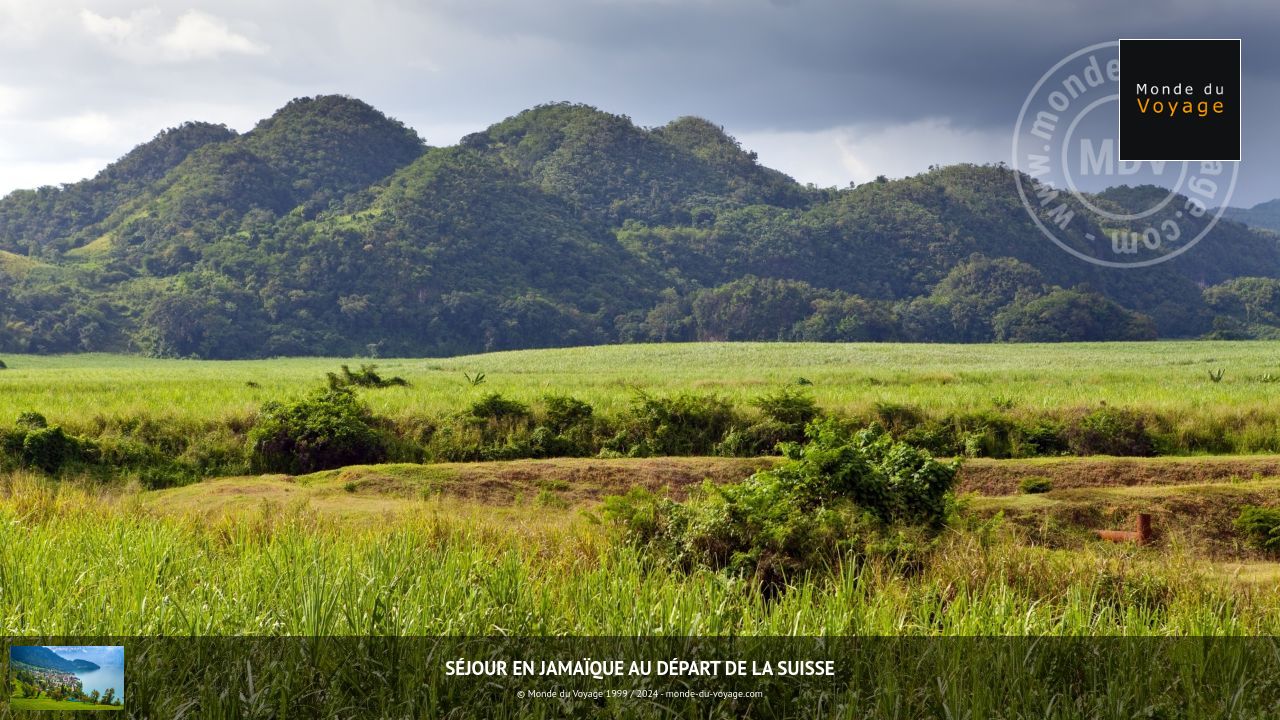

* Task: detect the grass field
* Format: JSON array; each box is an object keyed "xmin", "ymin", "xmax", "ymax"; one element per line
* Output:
[
  {"xmin": 7, "ymin": 696, "xmax": 120, "ymax": 711},
  {"xmin": 3, "ymin": 341, "xmax": 1280, "ymax": 426},
  {"xmin": 1, "ymin": 344, "xmax": 1279, "ymax": 644}
]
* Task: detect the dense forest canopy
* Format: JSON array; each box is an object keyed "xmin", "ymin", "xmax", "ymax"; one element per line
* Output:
[{"xmin": 1, "ymin": 95, "xmax": 1278, "ymax": 357}]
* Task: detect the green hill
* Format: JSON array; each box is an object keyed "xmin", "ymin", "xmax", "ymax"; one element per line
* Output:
[
  {"xmin": 1222, "ymin": 198, "xmax": 1280, "ymax": 234},
  {"xmin": 0, "ymin": 121, "xmax": 236, "ymax": 255},
  {"xmin": 10, "ymin": 646, "xmax": 99, "ymax": 672},
  {"xmin": 2, "ymin": 96, "xmax": 1279, "ymax": 357}
]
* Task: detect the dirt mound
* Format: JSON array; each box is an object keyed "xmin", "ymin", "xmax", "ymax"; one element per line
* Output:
[
  {"xmin": 958, "ymin": 456, "xmax": 1280, "ymax": 495},
  {"xmin": 322, "ymin": 456, "xmax": 780, "ymax": 505}
]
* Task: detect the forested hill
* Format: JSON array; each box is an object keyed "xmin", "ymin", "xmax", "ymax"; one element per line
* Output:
[
  {"xmin": 2, "ymin": 95, "xmax": 1279, "ymax": 358},
  {"xmin": 1223, "ymin": 199, "xmax": 1280, "ymax": 234}
]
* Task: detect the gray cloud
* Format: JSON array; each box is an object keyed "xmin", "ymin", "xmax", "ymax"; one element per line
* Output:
[{"xmin": 0, "ymin": 0, "xmax": 1275, "ymax": 204}]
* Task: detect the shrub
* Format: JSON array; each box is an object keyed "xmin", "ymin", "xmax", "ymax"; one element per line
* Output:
[
  {"xmin": 1064, "ymin": 406, "xmax": 1155, "ymax": 456},
  {"xmin": 1017, "ymin": 418, "xmax": 1068, "ymax": 456},
  {"xmin": 522, "ymin": 425, "xmax": 578, "ymax": 459},
  {"xmin": 952, "ymin": 411, "xmax": 1018, "ymax": 458},
  {"xmin": 872, "ymin": 402, "xmax": 925, "ymax": 434},
  {"xmin": 1234, "ymin": 506, "xmax": 1280, "ymax": 555},
  {"xmin": 718, "ymin": 387, "xmax": 822, "ymax": 455},
  {"xmin": 1019, "ymin": 476, "xmax": 1053, "ymax": 494},
  {"xmin": 604, "ymin": 420, "xmax": 959, "ymax": 592},
  {"xmin": 0, "ymin": 427, "xmax": 23, "ymax": 464},
  {"xmin": 536, "ymin": 488, "xmax": 570, "ymax": 509},
  {"xmin": 608, "ymin": 392, "xmax": 739, "ymax": 457},
  {"xmin": 422, "ymin": 394, "xmax": 539, "ymax": 462},
  {"xmin": 542, "ymin": 395, "xmax": 594, "ymax": 434},
  {"xmin": 21, "ymin": 425, "xmax": 94, "ymax": 474},
  {"xmin": 716, "ymin": 419, "xmax": 796, "ymax": 457},
  {"xmin": 468, "ymin": 393, "xmax": 531, "ymax": 422},
  {"xmin": 752, "ymin": 387, "xmax": 819, "ymax": 428},
  {"xmin": 16, "ymin": 411, "xmax": 47, "ymax": 430},
  {"xmin": 326, "ymin": 364, "xmax": 408, "ymax": 390},
  {"xmin": 249, "ymin": 389, "xmax": 390, "ymax": 474}
]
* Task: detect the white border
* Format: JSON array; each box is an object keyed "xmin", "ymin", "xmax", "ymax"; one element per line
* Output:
[{"xmin": 1117, "ymin": 38, "xmax": 1242, "ymax": 162}]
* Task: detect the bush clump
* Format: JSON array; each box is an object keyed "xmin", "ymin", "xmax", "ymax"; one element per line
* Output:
[
  {"xmin": 468, "ymin": 393, "xmax": 531, "ymax": 422},
  {"xmin": 604, "ymin": 419, "xmax": 959, "ymax": 591},
  {"xmin": 543, "ymin": 395, "xmax": 594, "ymax": 434},
  {"xmin": 607, "ymin": 391, "xmax": 739, "ymax": 457},
  {"xmin": 719, "ymin": 387, "xmax": 821, "ymax": 456},
  {"xmin": 529, "ymin": 395, "xmax": 599, "ymax": 457},
  {"xmin": 326, "ymin": 364, "xmax": 408, "ymax": 390},
  {"xmin": 1234, "ymin": 506, "xmax": 1280, "ymax": 555},
  {"xmin": 1, "ymin": 411, "xmax": 97, "ymax": 474},
  {"xmin": 1019, "ymin": 476, "xmax": 1053, "ymax": 494},
  {"xmin": 1064, "ymin": 406, "xmax": 1155, "ymax": 456},
  {"xmin": 16, "ymin": 411, "xmax": 47, "ymax": 430},
  {"xmin": 22, "ymin": 426, "xmax": 80, "ymax": 473},
  {"xmin": 249, "ymin": 389, "xmax": 390, "ymax": 474}
]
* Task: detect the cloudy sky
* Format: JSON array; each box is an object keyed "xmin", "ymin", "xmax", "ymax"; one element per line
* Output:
[{"xmin": 1, "ymin": 0, "xmax": 1277, "ymax": 205}]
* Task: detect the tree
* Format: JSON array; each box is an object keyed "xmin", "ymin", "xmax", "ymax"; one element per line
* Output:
[
  {"xmin": 994, "ymin": 287, "xmax": 1157, "ymax": 342},
  {"xmin": 690, "ymin": 276, "xmax": 824, "ymax": 341}
]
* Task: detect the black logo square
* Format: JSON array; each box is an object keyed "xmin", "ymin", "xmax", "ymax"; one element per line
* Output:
[{"xmin": 1119, "ymin": 39, "xmax": 1240, "ymax": 161}]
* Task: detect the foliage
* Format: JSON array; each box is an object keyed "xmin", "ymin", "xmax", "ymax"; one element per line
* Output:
[
  {"xmin": 2, "ymin": 411, "xmax": 97, "ymax": 474},
  {"xmin": 16, "ymin": 411, "xmax": 47, "ymax": 430},
  {"xmin": 7, "ymin": 345, "xmax": 1280, "ymax": 483},
  {"xmin": 248, "ymin": 389, "xmax": 389, "ymax": 474},
  {"xmin": 719, "ymin": 386, "xmax": 821, "ymax": 456},
  {"xmin": 468, "ymin": 393, "xmax": 531, "ymax": 422},
  {"xmin": 1065, "ymin": 406, "xmax": 1156, "ymax": 457},
  {"xmin": 608, "ymin": 392, "xmax": 740, "ymax": 457},
  {"xmin": 994, "ymin": 288, "xmax": 1158, "ymax": 342},
  {"xmin": 542, "ymin": 395, "xmax": 594, "ymax": 433},
  {"xmin": 604, "ymin": 420, "xmax": 959, "ymax": 590},
  {"xmin": 326, "ymin": 364, "xmax": 408, "ymax": 390},
  {"xmin": 1019, "ymin": 476, "xmax": 1053, "ymax": 494},
  {"xmin": 1234, "ymin": 505, "xmax": 1280, "ymax": 555}
]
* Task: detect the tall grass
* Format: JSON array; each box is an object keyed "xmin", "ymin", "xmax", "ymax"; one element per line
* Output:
[
  {"xmin": 2, "ymin": 341, "xmax": 1280, "ymax": 425},
  {"xmin": 1, "ymin": 473, "xmax": 1276, "ymax": 637}
]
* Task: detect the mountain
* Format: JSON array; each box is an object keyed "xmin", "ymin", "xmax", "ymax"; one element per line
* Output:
[
  {"xmin": 10, "ymin": 646, "xmax": 100, "ymax": 673},
  {"xmin": 1, "ymin": 96, "xmax": 1279, "ymax": 357},
  {"xmin": 1222, "ymin": 199, "xmax": 1280, "ymax": 233},
  {"xmin": 0, "ymin": 121, "xmax": 236, "ymax": 256}
]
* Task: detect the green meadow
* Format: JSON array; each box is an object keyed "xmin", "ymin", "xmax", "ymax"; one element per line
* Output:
[
  {"xmin": 3, "ymin": 341, "xmax": 1280, "ymax": 425},
  {"xmin": 6, "ymin": 696, "xmax": 119, "ymax": 712}
]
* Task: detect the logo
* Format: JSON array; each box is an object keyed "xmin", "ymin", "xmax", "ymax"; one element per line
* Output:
[{"xmin": 1012, "ymin": 41, "xmax": 1238, "ymax": 268}]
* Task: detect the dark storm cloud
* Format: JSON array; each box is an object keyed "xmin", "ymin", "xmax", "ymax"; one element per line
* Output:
[
  {"xmin": 1, "ymin": 0, "xmax": 1276, "ymax": 203},
  {"xmin": 407, "ymin": 0, "xmax": 1280, "ymax": 130}
]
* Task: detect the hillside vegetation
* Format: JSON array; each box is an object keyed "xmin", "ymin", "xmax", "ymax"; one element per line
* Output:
[
  {"xmin": 1224, "ymin": 199, "xmax": 1280, "ymax": 234},
  {"xmin": 3, "ymin": 97, "xmax": 1280, "ymax": 357}
]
